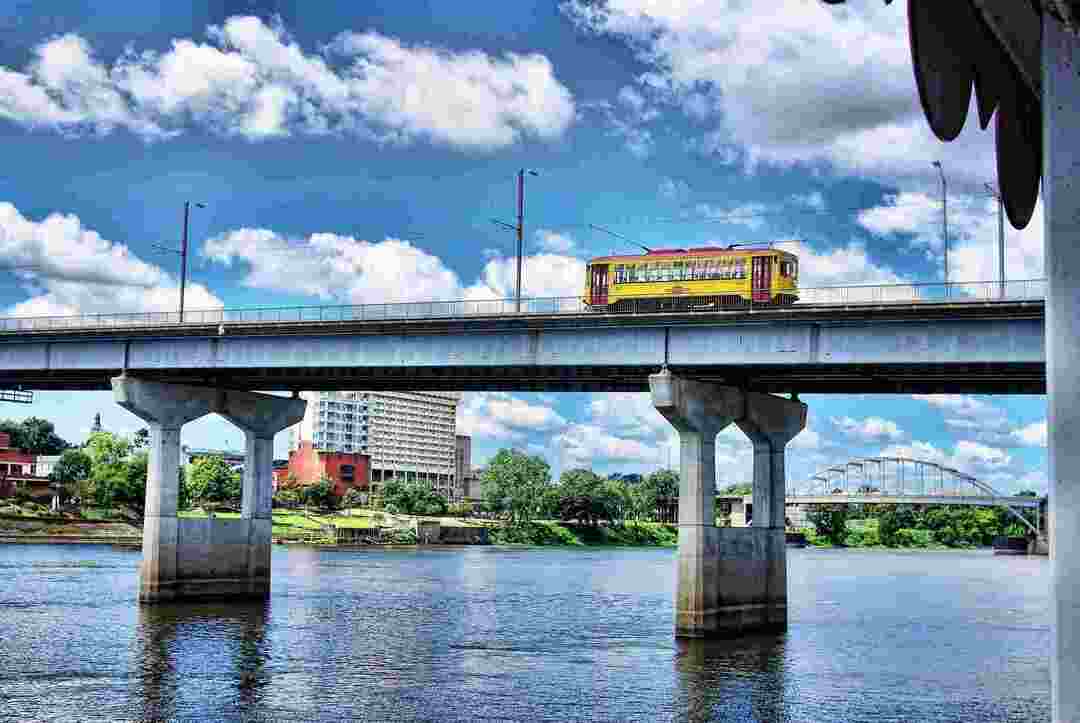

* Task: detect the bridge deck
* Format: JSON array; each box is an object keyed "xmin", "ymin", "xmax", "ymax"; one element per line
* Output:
[{"xmin": 0, "ymin": 299, "xmax": 1045, "ymax": 393}]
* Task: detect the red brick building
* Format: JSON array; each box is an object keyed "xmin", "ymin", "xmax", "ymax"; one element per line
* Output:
[
  {"xmin": 0, "ymin": 432, "xmax": 45, "ymax": 498},
  {"xmin": 285, "ymin": 441, "xmax": 370, "ymax": 497}
]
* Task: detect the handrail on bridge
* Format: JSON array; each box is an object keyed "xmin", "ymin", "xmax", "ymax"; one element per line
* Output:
[{"xmin": 0, "ymin": 278, "xmax": 1047, "ymax": 334}]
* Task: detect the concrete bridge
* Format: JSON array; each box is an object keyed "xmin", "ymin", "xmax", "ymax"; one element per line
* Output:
[{"xmin": 0, "ymin": 285, "xmax": 1051, "ymax": 635}]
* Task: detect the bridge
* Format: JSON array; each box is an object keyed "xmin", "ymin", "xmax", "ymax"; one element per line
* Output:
[
  {"xmin": 0, "ymin": 281, "xmax": 1051, "ymax": 641},
  {"xmin": 782, "ymin": 456, "xmax": 1043, "ymax": 536},
  {"xmin": 0, "ymin": 280, "xmax": 1046, "ymax": 394}
]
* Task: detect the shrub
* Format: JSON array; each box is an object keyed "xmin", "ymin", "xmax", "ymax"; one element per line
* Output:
[{"xmin": 895, "ymin": 528, "xmax": 933, "ymax": 548}]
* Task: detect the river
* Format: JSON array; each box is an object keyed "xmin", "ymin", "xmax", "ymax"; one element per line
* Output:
[{"xmin": 0, "ymin": 545, "xmax": 1050, "ymax": 722}]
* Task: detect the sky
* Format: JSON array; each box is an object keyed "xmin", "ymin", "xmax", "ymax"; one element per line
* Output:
[{"xmin": 0, "ymin": 0, "xmax": 1049, "ymax": 493}]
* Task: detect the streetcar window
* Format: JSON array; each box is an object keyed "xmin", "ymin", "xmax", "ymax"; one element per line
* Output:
[
  {"xmin": 615, "ymin": 264, "xmax": 625, "ymax": 283},
  {"xmin": 630, "ymin": 264, "xmax": 640, "ymax": 282},
  {"xmin": 690, "ymin": 261, "xmax": 700, "ymax": 280},
  {"xmin": 673, "ymin": 261, "xmax": 684, "ymax": 281},
  {"xmin": 736, "ymin": 260, "xmax": 746, "ymax": 279}
]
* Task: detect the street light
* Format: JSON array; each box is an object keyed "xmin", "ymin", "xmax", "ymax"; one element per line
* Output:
[
  {"xmin": 985, "ymin": 182, "xmax": 1006, "ymax": 299},
  {"xmin": 179, "ymin": 201, "xmax": 206, "ymax": 322},
  {"xmin": 932, "ymin": 161, "xmax": 948, "ymax": 288}
]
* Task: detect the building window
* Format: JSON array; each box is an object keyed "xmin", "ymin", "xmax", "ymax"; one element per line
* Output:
[{"xmin": 341, "ymin": 464, "xmax": 355, "ymax": 483}]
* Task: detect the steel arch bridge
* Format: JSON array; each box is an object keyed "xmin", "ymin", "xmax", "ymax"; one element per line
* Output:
[{"xmin": 788, "ymin": 456, "xmax": 1042, "ymax": 535}]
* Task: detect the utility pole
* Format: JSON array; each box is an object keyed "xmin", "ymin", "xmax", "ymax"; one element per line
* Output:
[
  {"xmin": 932, "ymin": 161, "xmax": 948, "ymax": 289},
  {"xmin": 491, "ymin": 170, "xmax": 538, "ymax": 313},
  {"xmin": 178, "ymin": 201, "xmax": 205, "ymax": 322},
  {"xmin": 985, "ymin": 182, "xmax": 1006, "ymax": 298}
]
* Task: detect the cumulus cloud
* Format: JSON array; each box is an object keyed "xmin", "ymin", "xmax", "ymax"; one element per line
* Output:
[
  {"xmin": 858, "ymin": 192, "xmax": 1045, "ymax": 282},
  {"xmin": 464, "ymin": 252, "xmax": 587, "ymax": 300},
  {"xmin": 831, "ymin": 415, "xmax": 905, "ymax": 444},
  {"xmin": 204, "ymin": 229, "xmax": 464, "ymax": 304},
  {"xmin": 554, "ymin": 423, "xmax": 666, "ymax": 468},
  {"xmin": 0, "ymin": 16, "xmax": 575, "ymax": 149},
  {"xmin": 457, "ymin": 392, "xmax": 566, "ymax": 443},
  {"xmin": 1015, "ymin": 421, "xmax": 1047, "ymax": 448},
  {"xmin": 773, "ymin": 238, "xmax": 905, "ymax": 287},
  {"xmin": 911, "ymin": 394, "xmax": 998, "ymax": 419},
  {"xmin": 534, "ymin": 229, "xmax": 577, "ymax": 255},
  {"xmin": 0, "ymin": 202, "xmax": 221, "ymax": 317},
  {"xmin": 563, "ymin": 0, "xmax": 1000, "ymax": 194}
]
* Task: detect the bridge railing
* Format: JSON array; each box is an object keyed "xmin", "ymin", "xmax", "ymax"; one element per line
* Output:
[{"xmin": 0, "ymin": 279, "xmax": 1046, "ymax": 333}]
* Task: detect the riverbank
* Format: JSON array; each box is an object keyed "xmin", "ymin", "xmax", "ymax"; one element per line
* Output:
[{"xmin": 0, "ymin": 504, "xmax": 679, "ymax": 548}]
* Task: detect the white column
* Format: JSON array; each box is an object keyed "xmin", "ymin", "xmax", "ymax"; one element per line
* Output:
[{"xmin": 1044, "ymin": 14, "xmax": 1080, "ymax": 722}]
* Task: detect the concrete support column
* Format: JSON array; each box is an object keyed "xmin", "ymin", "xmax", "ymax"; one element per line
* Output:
[
  {"xmin": 218, "ymin": 390, "xmax": 306, "ymax": 598},
  {"xmin": 737, "ymin": 391, "xmax": 807, "ymax": 531},
  {"xmin": 650, "ymin": 371, "xmax": 742, "ymax": 637},
  {"xmin": 113, "ymin": 376, "xmax": 217, "ymax": 602},
  {"xmin": 651, "ymin": 370, "xmax": 806, "ymax": 638},
  {"xmin": 1044, "ymin": 16, "xmax": 1080, "ymax": 721},
  {"xmin": 112, "ymin": 376, "xmax": 305, "ymax": 603}
]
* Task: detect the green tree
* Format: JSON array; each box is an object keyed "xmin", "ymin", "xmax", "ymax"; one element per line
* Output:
[
  {"xmin": 16, "ymin": 417, "xmax": 68, "ymax": 454},
  {"xmin": 301, "ymin": 476, "xmax": 338, "ymax": 510},
  {"xmin": 877, "ymin": 507, "xmax": 916, "ymax": 547},
  {"xmin": 85, "ymin": 432, "xmax": 136, "ymax": 509},
  {"xmin": 273, "ymin": 485, "xmax": 302, "ymax": 509},
  {"xmin": 719, "ymin": 482, "xmax": 753, "ymax": 496},
  {"xmin": 132, "ymin": 428, "xmax": 150, "ymax": 450},
  {"xmin": 481, "ymin": 449, "xmax": 550, "ymax": 524},
  {"xmin": 807, "ymin": 506, "xmax": 850, "ymax": 546},
  {"xmin": 48, "ymin": 449, "xmax": 92, "ymax": 486},
  {"xmin": 0, "ymin": 420, "xmax": 25, "ymax": 449},
  {"xmin": 187, "ymin": 456, "xmax": 242, "ymax": 507},
  {"xmin": 382, "ymin": 477, "xmax": 447, "ymax": 516}
]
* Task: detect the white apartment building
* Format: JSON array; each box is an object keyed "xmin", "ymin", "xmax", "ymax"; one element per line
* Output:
[{"xmin": 290, "ymin": 391, "xmax": 462, "ymax": 499}]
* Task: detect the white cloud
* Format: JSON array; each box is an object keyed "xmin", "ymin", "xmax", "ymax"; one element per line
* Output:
[
  {"xmin": 773, "ymin": 238, "xmax": 905, "ymax": 287},
  {"xmin": 790, "ymin": 191, "xmax": 826, "ymax": 211},
  {"xmin": 534, "ymin": 229, "xmax": 577, "ymax": 255},
  {"xmin": 858, "ymin": 192, "xmax": 1045, "ymax": 282},
  {"xmin": 911, "ymin": 394, "xmax": 998, "ymax": 419},
  {"xmin": 204, "ymin": 229, "xmax": 464, "ymax": 304},
  {"xmin": 564, "ymin": 0, "xmax": 1002, "ymax": 195},
  {"xmin": 831, "ymin": 415, "xmax": 905, "ymax": 444},
  {"xmin": 465, "ymin": 252, "xmax": 586, "ymax": 300},
  {"xmin": 1, "ymin": 16, "xmax": 576, "ymax": 150},
  {"xmin": 1015, "ymin": 421, "xmax": 1047, "ymax": 448},
  {"xmin": 586, "ymin": 392, "xmax": 670, "ymax": 440},
  {"xmin": 0, "ymin": 202, "xmax": 222, "ymax": 316},
  {"xmin": 694, "ymin": 202, "xmax": 769, "ymax": 231},
  {"xmin": 554, "ymin": 423, "xmax": 665, "ymax": 468},
  {"xmin": 456, "ymin": 392, "xmax": 565, "ymax": 443},
  {"xmin": 658, "ymin": 177, "xmax": 691, "ymax": 202}
]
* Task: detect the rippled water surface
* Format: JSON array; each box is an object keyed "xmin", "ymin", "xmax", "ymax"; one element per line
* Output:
[{"xmin": 0, "ymin": 545, "xmax": 1050, "ymax": 722}]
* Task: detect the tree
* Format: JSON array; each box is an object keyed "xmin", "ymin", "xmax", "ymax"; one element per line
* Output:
[
  {"xmin": 85, "ymin": 432, "xmax": 139, "ymax": 509},
  {"xmin": 273, "ymin": 485, "xmax": 302, "ymax": 509},
  {"xmin": 48, "ymin": 449, "xmax": 92, "ymax": 487},
  {"xmin": 719, "ymin": 482, "xmax": 753, "ymax": 496},
  {"xmin": 481, "ymin": 449, "xmax": 550, "ymax": 525},
  {"xmin": 16, "ymin": 417, "xmax": 68, "ymax": 454},
  {"xmin": 187, "ymin": 455, "xmax": 242, "ymax": 507},
  {"xmin": 0, "ymin": 420, "xmax": 25, "ymax": 449},
  {"xmin": 133, "ymin": 428, "xmax": 150, "ymax": 450},
  {"xmin": 302, "ymin": 476, "xmax": 338, "ymax": 510},
  {"xmin": 342, "ymin": 487, "xmax": 367, "ymax": 510},
  {"xmin": 807, "ymin": 506, "xmax": 849, "ymax": 546},
  {"xmin": 382, "ymin": 477, "xmax": 447, "ymax": 516}
]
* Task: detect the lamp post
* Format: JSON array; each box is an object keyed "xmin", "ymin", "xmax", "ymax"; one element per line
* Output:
[
  {"xmin": 985, "ymin": 182, "xmax": 1006, "ymax": 299},
  {"xmin": 515, "ymin": 169, "xmax": 539, "ymax": 313},
  {"xmin": 179, "ymin": 201, "xmax": 206, "ymax": 322},
  {"xmin": 932, "ymin": 161, "xmax": 948, "ymax": 290}
]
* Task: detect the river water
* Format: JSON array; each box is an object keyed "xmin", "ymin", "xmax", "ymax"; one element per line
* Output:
[{"xmin": 0, "ymin": 544, "xmax": 1050, "ymax": 722}]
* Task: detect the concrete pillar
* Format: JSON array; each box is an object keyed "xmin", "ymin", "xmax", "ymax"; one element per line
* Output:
[
  {"xmin": 112, "ymin": 376, "xmax": 305, "ymax": 603},
  {"xmin": 113, "ymin": 376, "xmax": 217, "ymax": 602},
  {"xmin": 1044, "ymin": 16, "xmax": 1080, "ymax": 721},
  {"xmin": 651, "ymin": 370, "xmax": 805, "ymax": 637},
  {"xmin": 217, "ymin": 389, "xmax": 306, "ymax": 597}
]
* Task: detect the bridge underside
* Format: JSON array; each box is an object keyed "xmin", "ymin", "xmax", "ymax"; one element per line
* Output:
[{"xmin": 2, "ymin": 362, "xmax": 1045, "ymax": 394}]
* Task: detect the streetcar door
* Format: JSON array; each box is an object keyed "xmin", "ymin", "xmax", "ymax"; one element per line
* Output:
[
  {"xmin": 590, "ymin": 264, "xmax": 609, "ymax": 306},
  {"xmin": 751, "ymin": 256, "xmax": 771, "ymax": 303}
]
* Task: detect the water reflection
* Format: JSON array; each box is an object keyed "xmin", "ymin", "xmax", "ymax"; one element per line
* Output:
[
  {"xmin": 134, "ymin": 600, "xmax": 270, "ymax": 721},
  {"xmin": 674, "ymin": 634, "xmax": 787, "ymax": 723}
]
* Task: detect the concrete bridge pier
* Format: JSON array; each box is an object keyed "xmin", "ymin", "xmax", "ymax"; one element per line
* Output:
[
  {"xmin": 112, "ymin": 376, "xmax": 305, "ymax": 602},
  {"xmin": 650, "ymin": 370, "xmax": 806, "ymax": 637}
]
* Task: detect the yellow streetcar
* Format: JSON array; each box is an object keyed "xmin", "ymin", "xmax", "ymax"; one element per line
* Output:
[{"xmin": 584, "ymin": 245, "xmax": 799, "ymax": 312}]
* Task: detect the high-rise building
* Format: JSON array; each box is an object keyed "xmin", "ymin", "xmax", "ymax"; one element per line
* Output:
[
  {"xmin": 454, "ymin": 435, "xmax": 471, "ymax": 500},
  {"xmin": 290, "ymin": 391, "xmax": 462, "ymax": 499}
]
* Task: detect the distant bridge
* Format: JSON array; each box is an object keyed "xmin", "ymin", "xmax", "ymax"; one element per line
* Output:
[{"xmin": 786, "ymin": 457, "xmax": 1042, "ymax": 534}]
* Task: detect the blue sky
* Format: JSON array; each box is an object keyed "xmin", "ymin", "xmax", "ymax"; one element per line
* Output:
[{"xmin": 0, "ymin": 1, "xmax": 1049, "ymax": 493}]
